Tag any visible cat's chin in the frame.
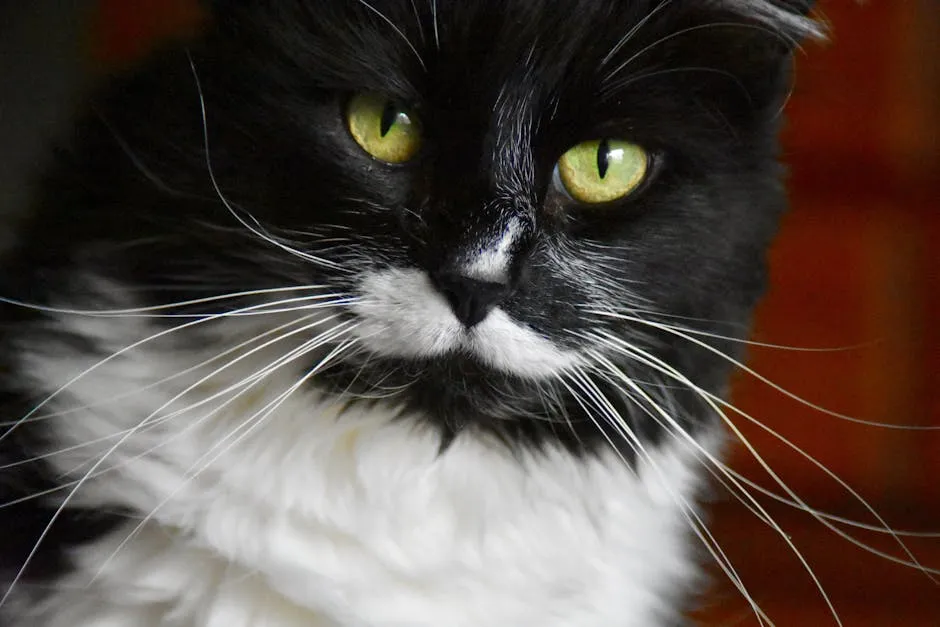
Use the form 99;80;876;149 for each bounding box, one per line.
320;349;574;435
349;267;581;380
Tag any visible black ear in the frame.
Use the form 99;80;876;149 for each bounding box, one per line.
665;2;823;114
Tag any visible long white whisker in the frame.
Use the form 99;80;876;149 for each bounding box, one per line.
0;319;357;509
558;369;773;626
1;298;352;447
615;372;940;540
710;391;940;578
0;313;320;467
589;310;939;431
696;453;940;538
600;0;672;66
89;338;359;586
0;319;357;605
586;369;780;532
594;308;878;352
407;0;426;43
85;317;359;472
588;331;938;578
354;0;426;71
602;66;752;102
430;0;440;49
604;22;798;85
186;53;342;271
0;285;337;318
2;300;356;429
580;341;843;625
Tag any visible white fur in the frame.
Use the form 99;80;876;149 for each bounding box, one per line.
461;216;523;283
352;267;580;378
6;303;715;627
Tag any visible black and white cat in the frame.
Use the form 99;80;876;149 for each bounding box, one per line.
0;1;821;625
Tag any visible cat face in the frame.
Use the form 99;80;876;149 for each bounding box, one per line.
20;0;815;452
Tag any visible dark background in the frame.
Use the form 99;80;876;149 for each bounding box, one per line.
2;1;938;624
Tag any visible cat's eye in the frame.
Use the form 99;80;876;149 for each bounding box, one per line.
556;139;649;204
346;93;422;164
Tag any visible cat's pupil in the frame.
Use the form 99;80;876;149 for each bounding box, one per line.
380;102;400;137
597;139;610;179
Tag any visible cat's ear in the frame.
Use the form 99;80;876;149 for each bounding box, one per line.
679;1;825;112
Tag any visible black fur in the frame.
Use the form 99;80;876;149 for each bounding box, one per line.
1;0;815;620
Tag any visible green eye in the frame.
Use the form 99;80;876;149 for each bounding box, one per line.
347;93;422;164
556;139;649;204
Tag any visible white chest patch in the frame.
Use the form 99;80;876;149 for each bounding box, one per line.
9;312;713;627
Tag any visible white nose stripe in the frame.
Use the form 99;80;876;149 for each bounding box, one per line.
460;217;522;283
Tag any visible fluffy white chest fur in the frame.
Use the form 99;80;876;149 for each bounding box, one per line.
10;305;711;627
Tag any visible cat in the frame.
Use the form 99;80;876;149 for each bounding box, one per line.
0;1;821;625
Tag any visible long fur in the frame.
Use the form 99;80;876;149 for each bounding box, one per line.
1;1;818;625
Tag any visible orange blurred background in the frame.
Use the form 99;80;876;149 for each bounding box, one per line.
8;0;940;624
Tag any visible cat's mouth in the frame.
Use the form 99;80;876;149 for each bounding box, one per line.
348;268;580;380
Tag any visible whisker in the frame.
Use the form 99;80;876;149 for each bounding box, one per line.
603;22;799;86
0;302;356;429
558;368;773;625
0;285;338;317
585;307;879;353
0;318;357;509
601;66;752;103
76;315;356;470
186;53;343;272
694;452;940;539
88;337;360;587
623;371;940;542
586;332;938;579
0;318;360;605
0;297;355;449
354;0;426;71
710;391;940;578
589;310;940;430
584;369;779;533
578;339;844;625
408;0;426;44
0;313;316;466
600;0;672;67
430;0;440;49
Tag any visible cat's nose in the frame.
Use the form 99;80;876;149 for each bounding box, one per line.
431;272;509;328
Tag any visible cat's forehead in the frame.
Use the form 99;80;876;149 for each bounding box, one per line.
229;0;817;102
348;0;671;93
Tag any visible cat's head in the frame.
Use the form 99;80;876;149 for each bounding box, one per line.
34;0;819;451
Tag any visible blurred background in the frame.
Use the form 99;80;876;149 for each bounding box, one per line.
1;1;938;624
